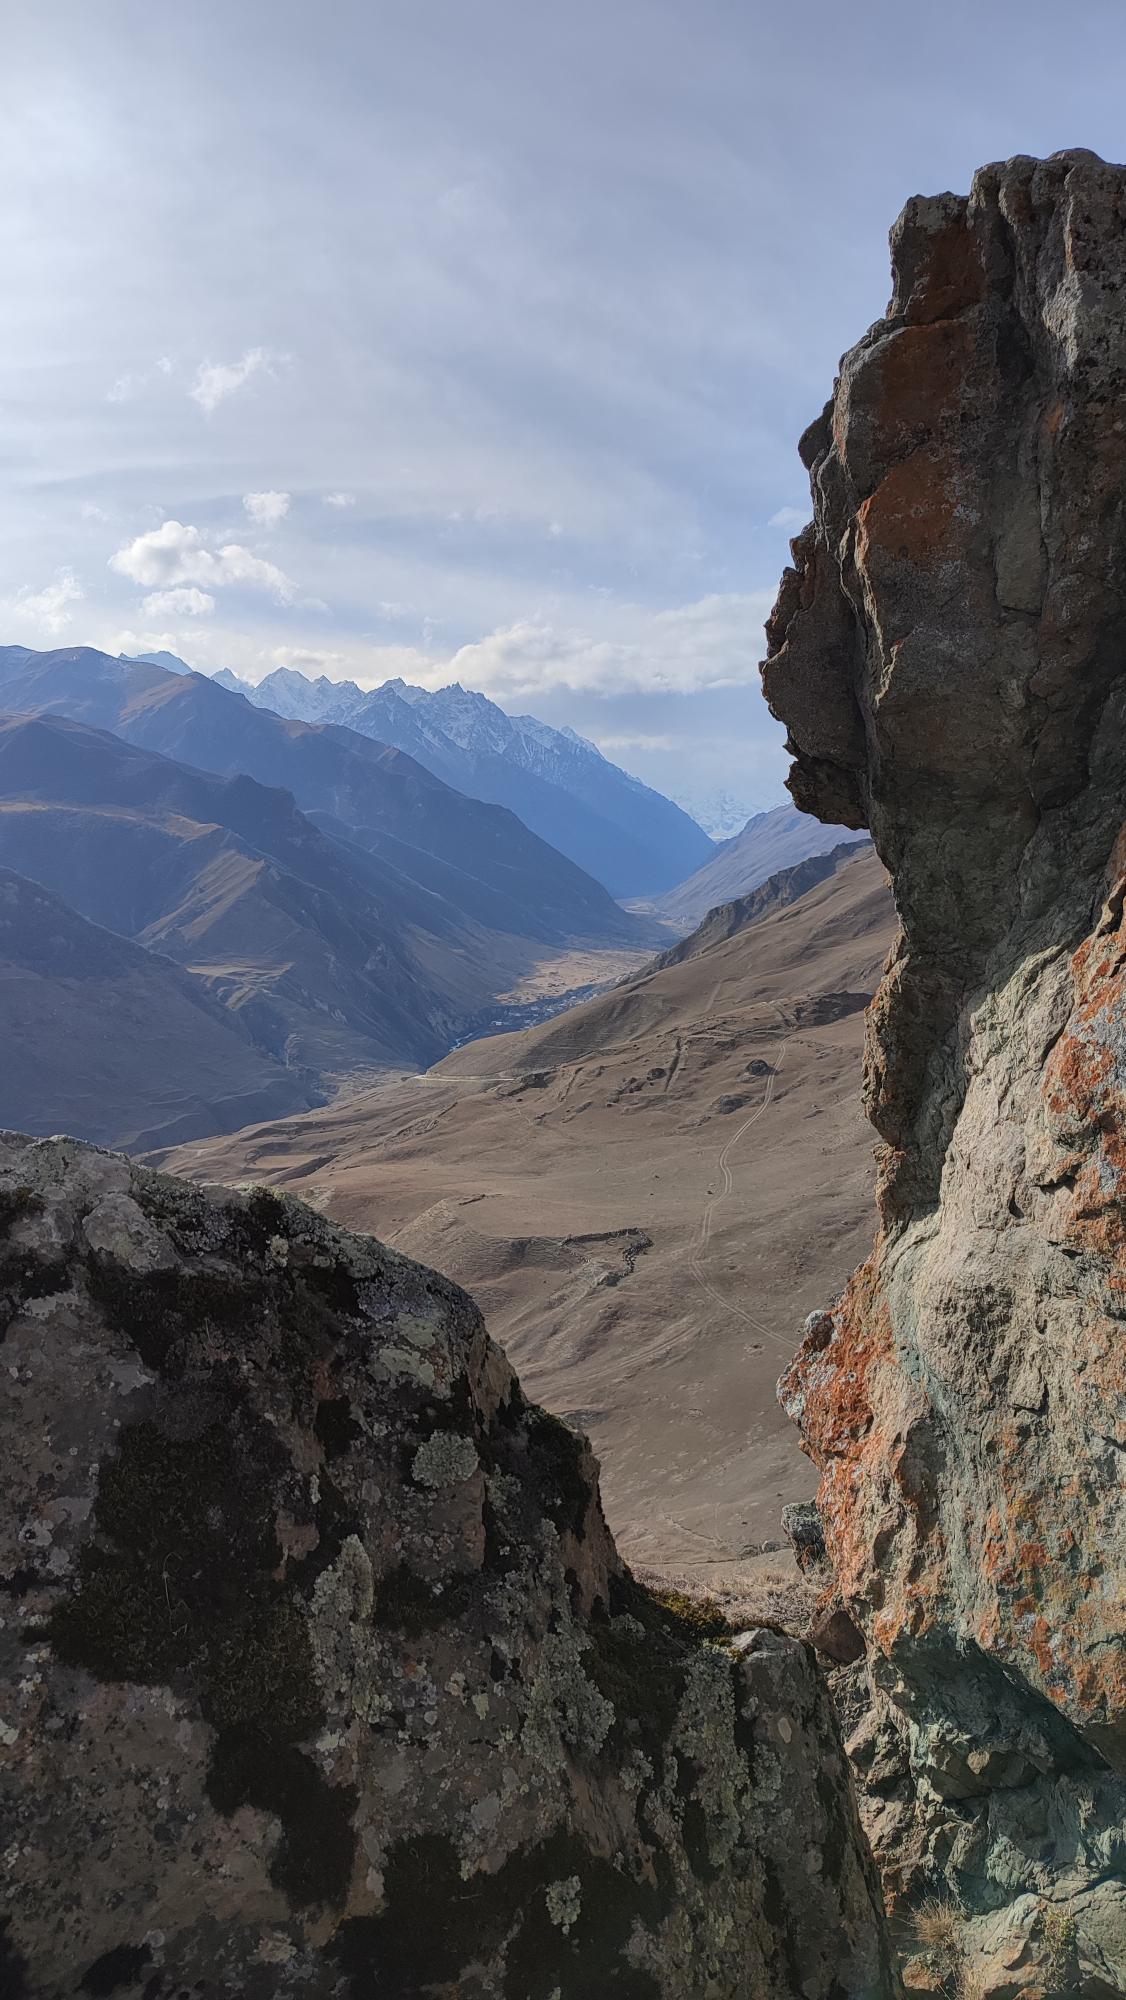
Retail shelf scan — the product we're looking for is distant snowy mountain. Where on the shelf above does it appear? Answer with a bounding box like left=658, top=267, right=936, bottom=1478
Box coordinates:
left=211, top=666, right=714, bottom=897
left=668, top=786, right=767, bottom=841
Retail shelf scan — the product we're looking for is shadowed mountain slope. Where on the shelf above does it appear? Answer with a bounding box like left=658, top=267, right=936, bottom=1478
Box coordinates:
left=0, top=866, right=315, bottom=1148
left=0, top=713, right=513, bottom=1074
left=650, top=838, right=871, bottom=971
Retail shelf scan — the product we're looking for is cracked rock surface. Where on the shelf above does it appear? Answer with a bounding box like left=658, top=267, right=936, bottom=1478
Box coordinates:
left=0, top=1131, right=896, bottom=1997
left=763, top=149, right=1126, bottom=1993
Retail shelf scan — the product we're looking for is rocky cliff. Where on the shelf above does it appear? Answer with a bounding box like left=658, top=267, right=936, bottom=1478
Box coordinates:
left=0, top=1131, right=896, bottom=1997
left=763, top=150, right=1126, bottom=1995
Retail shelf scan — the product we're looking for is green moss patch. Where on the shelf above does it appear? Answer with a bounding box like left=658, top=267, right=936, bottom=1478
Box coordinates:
left=79, top=1943, right=151, bottom=1994
left=373, top=1562, right=472, bottom=1637
left=207, top=1730, right=356, bottom=1909
left=46, top=1401, right=355, bottom=1911
left=332, top=1829, right=661, bottom=2000
left=585, top=1571, right=730, bottom=1767
left=522, top=1407, right=592, bottom=1541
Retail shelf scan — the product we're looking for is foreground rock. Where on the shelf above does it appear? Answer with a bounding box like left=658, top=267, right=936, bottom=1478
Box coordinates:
left=0, top=1132, right=897, bottom=1997
left=764, top=149, right=1126, bottom=1993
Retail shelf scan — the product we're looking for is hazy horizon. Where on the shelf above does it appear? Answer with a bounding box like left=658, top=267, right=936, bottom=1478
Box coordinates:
left=5, top=0, right=1126, bottom=809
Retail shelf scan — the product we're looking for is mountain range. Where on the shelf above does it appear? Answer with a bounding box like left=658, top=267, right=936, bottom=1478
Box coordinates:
left=0, top=647, right=653, bottom=948
left=206, top=660, right=714, bottom=896
left=0, top=641, right=858, bottom=1154
left=0, top=647, right=674, bottom=1141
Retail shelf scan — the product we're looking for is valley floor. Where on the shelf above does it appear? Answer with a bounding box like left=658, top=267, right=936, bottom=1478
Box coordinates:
left=158, top=849, right=894, bottom=1573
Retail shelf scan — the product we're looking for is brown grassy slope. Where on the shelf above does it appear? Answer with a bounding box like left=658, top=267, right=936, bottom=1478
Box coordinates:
left=157, top=846, right=896, bottom=1570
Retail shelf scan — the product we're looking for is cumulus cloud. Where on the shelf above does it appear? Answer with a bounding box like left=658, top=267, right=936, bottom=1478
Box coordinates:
left=109, top=520, right=295, bottom=603
left=444, top=592, right=772, bottom=700
left=189, top=347, right=276, bottom=415
left=767, top=506, right=808, bottom=530
left=323, top=491, right=356, bottom=508
left=140, top=586, right=215, bottom=616
left=243, top=490, right=290, bottom=527
left=2, top=568, right=84, bottom=636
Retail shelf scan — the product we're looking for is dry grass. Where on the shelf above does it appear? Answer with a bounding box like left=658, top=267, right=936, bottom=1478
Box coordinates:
left=909, top=1897, right=970, bottom=1995
left=1039, top=1902, right=1079, bottom=1979
left=632, top=1559, right=818, bottom=1638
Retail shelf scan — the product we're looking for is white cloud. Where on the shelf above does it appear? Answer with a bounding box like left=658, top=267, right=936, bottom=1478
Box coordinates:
left=767, top=506, right=808, bottom=530
left=2, top=568, right=84, bottom=637
left=189, top=347, right=275, bottom=415
left=109, top=520, right=295, bottom=603
left=104, top=628, right=182, bottom=660
left=243, top=490, right=290, bottom=527
left=592, top=732, right=678, bottom=753
left=323, top=491, right=356, bottom=509
left=105, top=356, right=179, bottom=404
left=443, top=591, right=772, bottom=700
left=140, top=586, right=215, bottom=617
left=80, top=501, right=112, bottom=522
left=269, top=647, right=350, bottom=675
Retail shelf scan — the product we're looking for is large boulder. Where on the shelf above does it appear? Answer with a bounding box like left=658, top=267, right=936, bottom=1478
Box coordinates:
left=0, top=1131, right=897, bottom=1997
left=763, top=150, right=1126, bottom=1991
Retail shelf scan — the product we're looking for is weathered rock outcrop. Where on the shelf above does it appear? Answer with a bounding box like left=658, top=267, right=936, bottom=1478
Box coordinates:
left=763, top=150, right=1126, bottom=1993
left=0, top=1132, right=896, bottom=1997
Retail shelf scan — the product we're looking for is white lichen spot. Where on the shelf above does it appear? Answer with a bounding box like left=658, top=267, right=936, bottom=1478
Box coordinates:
left=310, top=1536, right=390, bottom=1723
left=0, top=1718, right=19, bottom=1747
left=446, top=1670, right=467, bottom=1700
left=472, top=1692, right=490, bottom=1720
left=82, top=1192, right=173, bottom=1272
left=777, top=1716, right=793, bottom=1745
left=394, top=1311, right=441, bottom=1350
left=377, top=1347, right=437, bottom=1388
left=545, top=1875, right=582, bottom=1935
left=256, top=1934, right=296, bottom=1964
left=267, top=1235, right=289, bottom=1266
left=522, top=1630, right=613, bottom=1767
left=412, top=1431, right=479, bottom=1489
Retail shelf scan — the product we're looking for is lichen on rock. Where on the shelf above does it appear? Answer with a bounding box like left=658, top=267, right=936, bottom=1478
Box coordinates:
left=0, top=1130, right=896, bottom=1997
left=763, top=147, right=1126, bottom=1995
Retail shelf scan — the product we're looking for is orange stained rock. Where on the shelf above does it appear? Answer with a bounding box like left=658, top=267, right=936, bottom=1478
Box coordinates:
left=781, top=1253, right=905, bottom=1624
left=1043, top=861, right=1126, bottom=1262
left=894, top=215, right=987, bottom=325
left=856, top=451, right=966, bottom=575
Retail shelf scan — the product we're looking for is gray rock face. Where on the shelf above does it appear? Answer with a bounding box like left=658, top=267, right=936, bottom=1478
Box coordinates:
left=762, top=150, right=1126, bottom=1994
left=0, top=1132, right=897, bottom=1998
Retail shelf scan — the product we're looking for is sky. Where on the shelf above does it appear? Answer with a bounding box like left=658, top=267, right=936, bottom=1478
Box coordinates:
left=3, top=1, right=1126, bottom=819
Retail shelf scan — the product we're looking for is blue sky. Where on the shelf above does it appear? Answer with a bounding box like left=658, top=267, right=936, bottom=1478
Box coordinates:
left=3, top=0, right=1125, bottom=814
